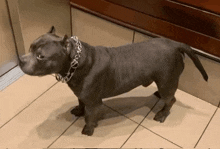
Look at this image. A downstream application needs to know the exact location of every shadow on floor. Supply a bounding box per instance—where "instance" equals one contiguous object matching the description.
[34,92,201,140]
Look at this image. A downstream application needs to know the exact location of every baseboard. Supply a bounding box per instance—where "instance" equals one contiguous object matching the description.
[0,66,24,91]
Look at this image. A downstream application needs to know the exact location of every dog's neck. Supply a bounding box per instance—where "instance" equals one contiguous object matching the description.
[56,37,94,84]
[56,36,85,83]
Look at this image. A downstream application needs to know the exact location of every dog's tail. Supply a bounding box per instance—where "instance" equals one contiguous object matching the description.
[179,45,208,81]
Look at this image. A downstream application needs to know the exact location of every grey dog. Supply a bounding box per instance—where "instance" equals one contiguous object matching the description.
[18,26,208,136]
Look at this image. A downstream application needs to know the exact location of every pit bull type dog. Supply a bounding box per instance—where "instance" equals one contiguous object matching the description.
[19,26,208,136]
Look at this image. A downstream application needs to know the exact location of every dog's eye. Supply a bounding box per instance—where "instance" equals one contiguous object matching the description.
[37,54,44,60]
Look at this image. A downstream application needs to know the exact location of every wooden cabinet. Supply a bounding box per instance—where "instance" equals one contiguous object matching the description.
[70,0,220,59]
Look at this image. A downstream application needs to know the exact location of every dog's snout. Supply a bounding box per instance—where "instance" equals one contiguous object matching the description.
[19,54,32,68]
[18,55,26,67]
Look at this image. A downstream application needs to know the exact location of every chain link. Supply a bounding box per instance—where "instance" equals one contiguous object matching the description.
[72,36,82,60]
[55,36,82,83]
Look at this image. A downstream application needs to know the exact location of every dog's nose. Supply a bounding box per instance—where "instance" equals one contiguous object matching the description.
[18,55,25,67]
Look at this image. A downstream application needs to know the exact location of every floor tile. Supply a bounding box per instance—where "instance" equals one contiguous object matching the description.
[0,82,78,149]
[104,83,159,123]
[141,89,216,148]
[196,108,220,148]
[71,8,133,47]
[0,74,57,127]
[50,107,139,148]
[123,126,180,148]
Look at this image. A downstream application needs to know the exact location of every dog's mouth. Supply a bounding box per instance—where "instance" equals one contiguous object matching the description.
[20,65,51,76]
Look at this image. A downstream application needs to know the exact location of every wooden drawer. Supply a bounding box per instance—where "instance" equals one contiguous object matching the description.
[70,0,220,59]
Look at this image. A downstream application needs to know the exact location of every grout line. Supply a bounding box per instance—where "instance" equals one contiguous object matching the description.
[105,98,182,148]
[47,117,80,148]
[119,99,160,148]
[103,104,140,125]
[0,82,58,130]
[120,122,142,148]
[194,105,219,148]
[140,125,183,148]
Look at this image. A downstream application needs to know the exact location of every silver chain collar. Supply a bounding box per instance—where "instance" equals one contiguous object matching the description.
[55,36,82,83]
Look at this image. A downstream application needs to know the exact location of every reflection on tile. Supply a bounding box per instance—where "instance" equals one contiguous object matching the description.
[71,8,133,47]
[134,31,152,43]
[141,89,216,148]
[50,106,139,148]
[0,82,78,148]
[104,84,159,123]
[0,75,57,127]
[179,55,220,106]
[196,108,220,148]
[123,126,180,148]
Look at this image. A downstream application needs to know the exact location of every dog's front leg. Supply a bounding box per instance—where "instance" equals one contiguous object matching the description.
[71,99,85,116]
[82,102,104,136]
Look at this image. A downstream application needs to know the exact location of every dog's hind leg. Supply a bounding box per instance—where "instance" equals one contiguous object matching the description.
[153,78,179,123]
[71,99,85,116]
[153,51,184,123]
[154,96,176,123]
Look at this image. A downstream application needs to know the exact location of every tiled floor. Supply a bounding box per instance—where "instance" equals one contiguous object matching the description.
[0,68,219,148]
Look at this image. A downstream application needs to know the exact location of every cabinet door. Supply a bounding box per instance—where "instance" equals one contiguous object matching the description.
[70,0,220,59]
[174,0,220,14]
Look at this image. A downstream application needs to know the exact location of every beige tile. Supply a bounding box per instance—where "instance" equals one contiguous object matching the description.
[179,55,220,106]
[0,75,57,127]
[134,31,152,43]
[71,8,133,47]
[104,83,159,123]
[123,126,180,148]
[50,107,139,148]
[196,108,220,148]
[0,82,78,148]
[141,89,216,148]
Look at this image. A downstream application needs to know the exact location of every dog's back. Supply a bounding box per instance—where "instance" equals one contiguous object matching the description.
[88,38,185,98]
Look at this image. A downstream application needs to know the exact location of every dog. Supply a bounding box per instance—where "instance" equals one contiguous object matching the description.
[19,26,208,136]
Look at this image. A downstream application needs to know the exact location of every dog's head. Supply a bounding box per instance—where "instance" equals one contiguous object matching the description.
[19,26,74,76]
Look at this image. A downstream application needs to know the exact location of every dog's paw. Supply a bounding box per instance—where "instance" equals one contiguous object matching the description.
[153,111,170,123]
[82,125,94,136]
[70,106,84,117]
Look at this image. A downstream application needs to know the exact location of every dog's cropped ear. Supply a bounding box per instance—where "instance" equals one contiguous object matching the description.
[48,26,55,34]
[62,35,75,58]
[61,34,68,46]
[62,35,73,56]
